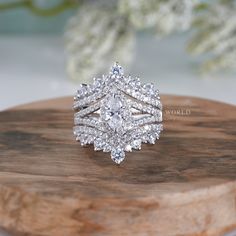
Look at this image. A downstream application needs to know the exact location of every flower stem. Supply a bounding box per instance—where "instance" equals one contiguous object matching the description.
[0,0,79,17]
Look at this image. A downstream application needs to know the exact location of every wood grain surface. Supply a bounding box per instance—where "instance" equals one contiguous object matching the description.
[0,95,236,236]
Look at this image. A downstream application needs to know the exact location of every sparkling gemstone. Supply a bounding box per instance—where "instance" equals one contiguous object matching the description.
[111,63,124,75]
[111,148,125,164]
[147,133,156,144]
[101,94,125,131]
[94,138,104,151]
[103,144,111,152]
[108,114,122,130]
[131,139,141,150]
[77,84,88,97]
[129,78,139,89]
[93,78,103,88]
[143,83,155,95]
[125,144,132,152]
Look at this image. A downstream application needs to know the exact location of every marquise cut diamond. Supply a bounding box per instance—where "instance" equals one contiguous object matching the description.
[100,92,131,134]
[102,94,124,131]
[73,62,163,164]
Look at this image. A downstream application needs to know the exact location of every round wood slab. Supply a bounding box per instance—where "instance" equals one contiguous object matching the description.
[0,95,236,236]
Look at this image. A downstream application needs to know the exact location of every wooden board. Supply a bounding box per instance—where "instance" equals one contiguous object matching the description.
[0,95,236,236]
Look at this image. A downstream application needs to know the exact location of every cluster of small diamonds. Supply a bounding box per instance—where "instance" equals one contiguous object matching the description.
[73,63,163,164]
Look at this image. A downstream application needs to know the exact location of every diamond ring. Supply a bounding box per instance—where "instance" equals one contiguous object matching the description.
[73,63,163,164]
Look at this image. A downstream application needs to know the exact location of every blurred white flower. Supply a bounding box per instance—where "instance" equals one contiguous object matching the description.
[65,3,134,82]
[65,0,235,77]
[119,0,198,35]
[188,2,236,71]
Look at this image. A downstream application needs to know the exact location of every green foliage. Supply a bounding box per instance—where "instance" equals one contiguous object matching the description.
[0,0,79,17]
